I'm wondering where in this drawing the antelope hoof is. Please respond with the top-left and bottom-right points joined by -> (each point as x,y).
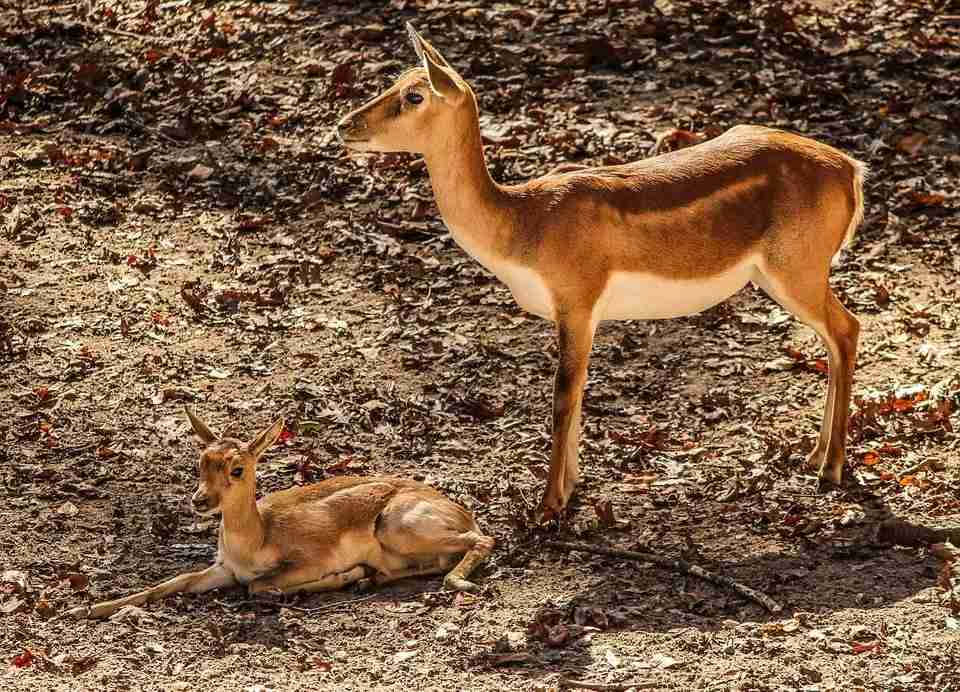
443,575 -> 478,593
806,448 -> 844,486
536,495 -> 565,524
804,447 -> 826,473
818,460 -> 845,487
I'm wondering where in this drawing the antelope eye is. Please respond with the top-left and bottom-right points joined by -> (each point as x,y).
405,91 -> 423,105
230,467 -> 243,478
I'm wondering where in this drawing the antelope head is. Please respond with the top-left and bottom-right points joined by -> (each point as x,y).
185,407 -> 284,516
336,23 -> 474,154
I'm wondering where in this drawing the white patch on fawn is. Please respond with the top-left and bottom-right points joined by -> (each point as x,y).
596,256 -> 758,322
219,550 -> 259,584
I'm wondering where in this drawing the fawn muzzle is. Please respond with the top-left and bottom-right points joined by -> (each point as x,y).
191,489 -> 213,514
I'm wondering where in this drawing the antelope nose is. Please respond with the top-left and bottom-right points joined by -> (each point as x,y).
337,114 -> 362,141
192,493 -> 208,510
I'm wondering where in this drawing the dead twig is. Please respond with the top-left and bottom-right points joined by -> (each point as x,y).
875,519 -> 960,548
560,678 -> 658,691
544,540 -> 783,614
76,21 -> 178,45
283,594 -> 377,614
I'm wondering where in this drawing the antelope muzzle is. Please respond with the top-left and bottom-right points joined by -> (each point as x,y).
336,112 -> 369,146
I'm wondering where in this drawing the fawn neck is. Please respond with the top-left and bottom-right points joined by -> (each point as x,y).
422,104 -> 513,264
220,483 -> 266,552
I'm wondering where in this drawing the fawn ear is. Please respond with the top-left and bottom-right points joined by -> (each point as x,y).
406,23 -> 463,101
248,418 -> 285,460
185,407 -> 217,445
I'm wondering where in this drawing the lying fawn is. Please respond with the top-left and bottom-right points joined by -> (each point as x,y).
66,408 -> 493,619
337,24 -> 865,520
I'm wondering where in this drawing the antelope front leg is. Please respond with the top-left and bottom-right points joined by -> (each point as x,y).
66,563 -> 236,620
538,313 -> 597,521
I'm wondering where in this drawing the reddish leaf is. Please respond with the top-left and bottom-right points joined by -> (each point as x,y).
852,641 -> 879,655
326,457 -> 357,473
64,573 -> 89,591
862,451 -> 879,466
11,649 -> 33,668
312,658 -> 333,672
906,191 -> 946,208
592,498 -> 616,528
877,443 -> 903,457
896,132 -> 928,155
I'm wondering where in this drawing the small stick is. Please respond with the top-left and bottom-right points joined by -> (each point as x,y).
544,541 -> 783,614
560,678 -> 657,691
76,21 -> 179,45
284,594 -> 377,614
213,594 -> 376,614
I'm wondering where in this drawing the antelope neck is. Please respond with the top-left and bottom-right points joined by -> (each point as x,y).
422,111 -> 512,263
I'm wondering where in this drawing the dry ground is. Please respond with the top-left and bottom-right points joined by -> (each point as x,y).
2,1 -> 959,690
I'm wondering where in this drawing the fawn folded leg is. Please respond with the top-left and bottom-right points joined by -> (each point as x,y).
538,312 -> 597,520
375,493 -> 496,592
441,532 -> 495,592
66,563 -> 236,620
247,566 -> 368,595
371,532 -> 494,592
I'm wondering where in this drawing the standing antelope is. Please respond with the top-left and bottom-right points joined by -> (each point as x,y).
66,408 -> 493,619
338,24 -> 866,520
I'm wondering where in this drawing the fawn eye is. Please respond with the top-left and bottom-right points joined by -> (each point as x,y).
230,467 -> 243,478
405,91 -> 423,105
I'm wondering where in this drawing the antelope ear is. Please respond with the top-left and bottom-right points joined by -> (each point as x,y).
406,23 -> 463,100
248,418 -> 285,460
406,22 -> 451,69
185,407 -> 217,445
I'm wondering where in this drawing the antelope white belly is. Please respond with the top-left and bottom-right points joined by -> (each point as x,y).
598,258 -> 756,321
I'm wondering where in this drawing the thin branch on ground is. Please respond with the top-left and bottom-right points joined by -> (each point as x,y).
76,21 -> 179,44
544,540 -> 783,614
560,678 -> 658,691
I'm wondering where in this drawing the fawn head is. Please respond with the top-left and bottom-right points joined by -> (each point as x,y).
337,23 -> 473,154
185,407 -> 285,516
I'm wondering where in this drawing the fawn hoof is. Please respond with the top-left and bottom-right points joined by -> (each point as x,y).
65,605 -> 92,620
443,575 -> 478,593
248,582 -> 283,597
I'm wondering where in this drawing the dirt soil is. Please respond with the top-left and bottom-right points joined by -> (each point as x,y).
2,1 -> 960,690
